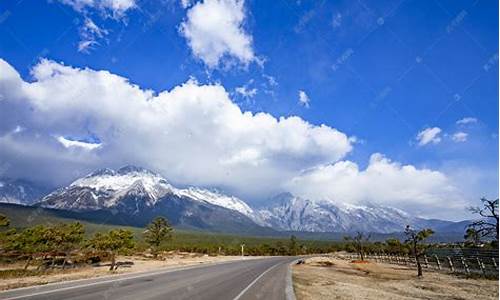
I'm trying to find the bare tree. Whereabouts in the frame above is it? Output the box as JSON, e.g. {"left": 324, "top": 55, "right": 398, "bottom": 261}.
{"left": 467, "top": 197, "right": 499, "bottom": 242}
{"left": 404, "top": 225, "right": 434, "bottom": 277}
{"left": 344, "top": 232, "right": 371, "bottom": 261}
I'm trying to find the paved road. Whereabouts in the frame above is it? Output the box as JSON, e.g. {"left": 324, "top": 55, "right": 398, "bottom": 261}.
{"left": 0, "top": 257, "right": 298, "bottom": 300}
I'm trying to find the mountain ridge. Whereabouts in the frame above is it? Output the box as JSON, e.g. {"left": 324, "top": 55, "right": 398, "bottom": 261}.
{"left": 0, "top": 165, "right": 470, "bottom": 234}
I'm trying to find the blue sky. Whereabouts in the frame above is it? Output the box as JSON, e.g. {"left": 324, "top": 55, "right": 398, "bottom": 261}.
{"left": 0, "top": 0, "right": 498, "bottom": 219}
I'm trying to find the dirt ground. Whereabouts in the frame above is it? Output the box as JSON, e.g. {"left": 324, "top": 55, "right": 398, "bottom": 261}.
{"left": 0, "top": 253, "right": 257, "bottom": 291}
{"left": 293, "top": 256, "right": 499, "bottom": 300}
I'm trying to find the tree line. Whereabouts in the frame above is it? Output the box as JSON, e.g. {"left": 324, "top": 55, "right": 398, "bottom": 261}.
{"left": 0, "top": 216, "right": 173, "bottom": 271}
{"left": 0, "top": 215, "right": 332, "bottom": 272}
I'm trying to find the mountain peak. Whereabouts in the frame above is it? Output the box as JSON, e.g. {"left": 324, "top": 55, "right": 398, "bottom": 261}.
{"left": 116, "top": 165, "right": 156, "bottom": 175}
{"left": 87, "top": 168, "right": 116, "bottom": 177}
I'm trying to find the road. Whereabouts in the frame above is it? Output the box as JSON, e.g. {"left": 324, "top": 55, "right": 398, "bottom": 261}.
{"left": 0, "top": 256, "right": 299, "bottom": 300}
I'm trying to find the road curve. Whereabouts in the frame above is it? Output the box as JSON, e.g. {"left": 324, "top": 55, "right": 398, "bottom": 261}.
{"left": 0, "top": 256, "right": 299, "bottom": 300}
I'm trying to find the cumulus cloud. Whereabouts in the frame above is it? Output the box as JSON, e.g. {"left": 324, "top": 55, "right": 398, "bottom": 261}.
{"left": 285, "top": 154, "right": 467, "bottom": 219}
{"left": 0, "top": 58, "right": 352, "bottom": 199}
{"left": 416, "top": 127, "right": 441, "bottom": 146}
{"left": 452, "top": 132, "right": 468, "bottom": 142}
{"left": 179, "top": 0, "right": 257, "bottom": 68}
{"left": 298, "top": 90, "right": 310, "bottom": 108}
{"left": 456, "top": 117, "right": 477, "bottom": 126}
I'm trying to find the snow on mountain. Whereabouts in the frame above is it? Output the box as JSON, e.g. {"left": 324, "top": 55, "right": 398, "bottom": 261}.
{"left": 174, "top": 187, "right": 255, "bottom": 218}
{"left": 0, "top": 178, "right": 49, "bottom": 205}
{"left": 256, "top": 193, "right": 422, "bottom": 233}
{"left": 32, "top": 166, "right": 463, "bottom": 233}
{"left": 39, "top": 166, "right": 256, "bottom": 218}
{"left": 40, "top": 166, "right": 175, "bottom": 211}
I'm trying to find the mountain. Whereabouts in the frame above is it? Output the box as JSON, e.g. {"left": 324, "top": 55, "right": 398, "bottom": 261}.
{"left": 26, "top": 165, "right": 468, "bottom": 235}
{"left": 0, "top": 178, "right": 50, "bottom": 205}
{"left": 37, "top": 166, "right": 268, "bottom": 234}
{"left": 256, "top": 193, "right": 466, "bottom": 234}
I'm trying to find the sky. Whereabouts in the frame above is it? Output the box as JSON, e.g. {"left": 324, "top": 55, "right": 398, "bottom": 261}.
{"left": 0, "top": 0, "right": 498, "bottom": 220}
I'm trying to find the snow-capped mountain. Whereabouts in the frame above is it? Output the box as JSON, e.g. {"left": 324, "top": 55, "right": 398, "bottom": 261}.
{"left": 41, "top": 166, "right": 175, "bottom": 211}
{"left": 175, "top": 187, "right": 255, "bottom": 218}
{"left": 0, "top": 178, "right": 50, "bottom": 205}
{"left": 37, "top": 166, "right": 265, "bottom": 232}
{"left": 256, "top": 193, "right": 458, "bottom": 233}
{"left": 40, "top": 166, "right": 255, "bottom": 217}
{"left": 29, "top": 166, "right": 465, "bottom": 234}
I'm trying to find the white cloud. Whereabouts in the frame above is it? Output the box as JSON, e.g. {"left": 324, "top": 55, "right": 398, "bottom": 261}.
{"left": 56, "top": 136, "right": 102, "bottom": 150}
{"left": 452, "top": 131, "right": 468, "bottom": 142}
{"left": 456, "top": 117, "right": 477, "bottom": 126}
{"left": 78, "top": 18, "right": 109, "bottom": 53}
{"left": 298, "top": 90, "right": 310, "bottom": 108}
{"left": 416, "top": 127, "right": 441, "bottom": 146}
{"left": 55, "top": 1, "right": 135, "bottom": 53}
{"left": 263, "top": 74, "right": 277, "bottom": 87}
{"left": 0, "top": 58, "right": 352, "bottom": 200}
{"left": 285, "top": 153, "right": 467, "bottom": 219}
{"left": 180, "top": 0, "right": 192, "bottom": 9}
{"left": 58, "top": 0, "right": 136, "bottom": 18}
{"left": 179, "top": 0, "right": 257, "bottom": 68}
{"left": 235, "top": 86, "right": 257, "bottom": 99}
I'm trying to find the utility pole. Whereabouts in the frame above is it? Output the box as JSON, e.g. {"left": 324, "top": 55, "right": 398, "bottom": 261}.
{"left": 241, "top": 244, "right": 245, "bottom": 257}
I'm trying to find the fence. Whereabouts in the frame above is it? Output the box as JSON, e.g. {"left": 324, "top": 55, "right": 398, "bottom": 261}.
{"left": 341, "top": 249, "right": 499, "bottom": 277}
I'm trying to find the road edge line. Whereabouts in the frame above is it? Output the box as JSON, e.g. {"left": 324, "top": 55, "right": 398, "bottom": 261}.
{"left": 232, "top": 260, "right": 281, "bottom": 300}
{"left": 286, "top": 258, "right": 299, "bottom": 300}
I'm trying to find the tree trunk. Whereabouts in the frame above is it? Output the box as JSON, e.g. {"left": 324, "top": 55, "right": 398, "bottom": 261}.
{"left": 109, "top": 253, "right": 115, "bottom": 271}
{"left": 62, "top": 253, "right": 68, "bottom": 269}
{"left": 50, "top": 256, "right": 56, "bottom": 269}
{"left": 416, "top": 257, "right": 423, "bottom": 277}
{"left": 24, "top": 256, "right": 32, "bottom": 270}
{"left": 412, "top": 241, "right": 423, "bottom": 277}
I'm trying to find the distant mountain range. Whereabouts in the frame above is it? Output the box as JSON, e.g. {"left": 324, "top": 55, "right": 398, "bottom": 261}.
{"left": 0, "top": 165, "right": 470, "bottom": 235}
{"left": 0, "top": 178, "right": 50, "bottom": 205}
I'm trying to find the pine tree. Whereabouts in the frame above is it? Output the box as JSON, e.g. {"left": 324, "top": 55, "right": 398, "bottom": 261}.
{"left": 404, "top": 225, "right": 434, "bottom": 277}
{"left": 89, "top": 229, "right": 135, "bottom": 271}
{"left": 143, "top": 216, "right": 173, "bottom": 259}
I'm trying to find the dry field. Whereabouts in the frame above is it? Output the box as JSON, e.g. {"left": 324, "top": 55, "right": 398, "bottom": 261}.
{"left": 0, "top": 253, "right": 257, "bottom": 291}
{"left": 293, "top": 256, "right": 499, "bottom": 300}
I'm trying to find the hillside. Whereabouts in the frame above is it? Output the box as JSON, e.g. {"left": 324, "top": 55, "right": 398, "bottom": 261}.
{"left": 0, "top": 203, "right": 465, "bottom": 243}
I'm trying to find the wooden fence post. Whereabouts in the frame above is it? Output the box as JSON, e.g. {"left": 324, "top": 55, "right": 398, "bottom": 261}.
{"left": 492, "top": 258, "right": 498, "bottom": 271}
{"left": 476, "top": 257, "right": 486, "bottom": 276}
{"left": 461, "top": 257, "right": 470, "bottom": 275}
{"left": 424, "top": 255, "right": 429, "bottom": 268}
{"left": 434, "top": 255, "right": 441, "bottom": 270}
{"left": 447, "top": 256, "right": 454, "bottom": 272}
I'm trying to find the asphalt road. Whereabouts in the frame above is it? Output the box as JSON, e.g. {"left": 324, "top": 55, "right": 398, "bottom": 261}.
{"left": 0, "top": 256, "right": 299, "bottom": 300}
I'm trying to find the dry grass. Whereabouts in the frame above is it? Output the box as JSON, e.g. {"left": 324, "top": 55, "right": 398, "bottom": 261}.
{"left": 293, "top": 256, "right": 499, "bottom": 300}
{"left": 0, "top": 253, "right": 258, "bottom": 291}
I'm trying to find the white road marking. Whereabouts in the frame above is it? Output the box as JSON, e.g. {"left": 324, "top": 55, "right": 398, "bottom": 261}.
{"left": 232, "top": 260, "right": 282, "bottom": 300}
{"left": 0, "top": 258, "right": 258, "bottom": 300}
